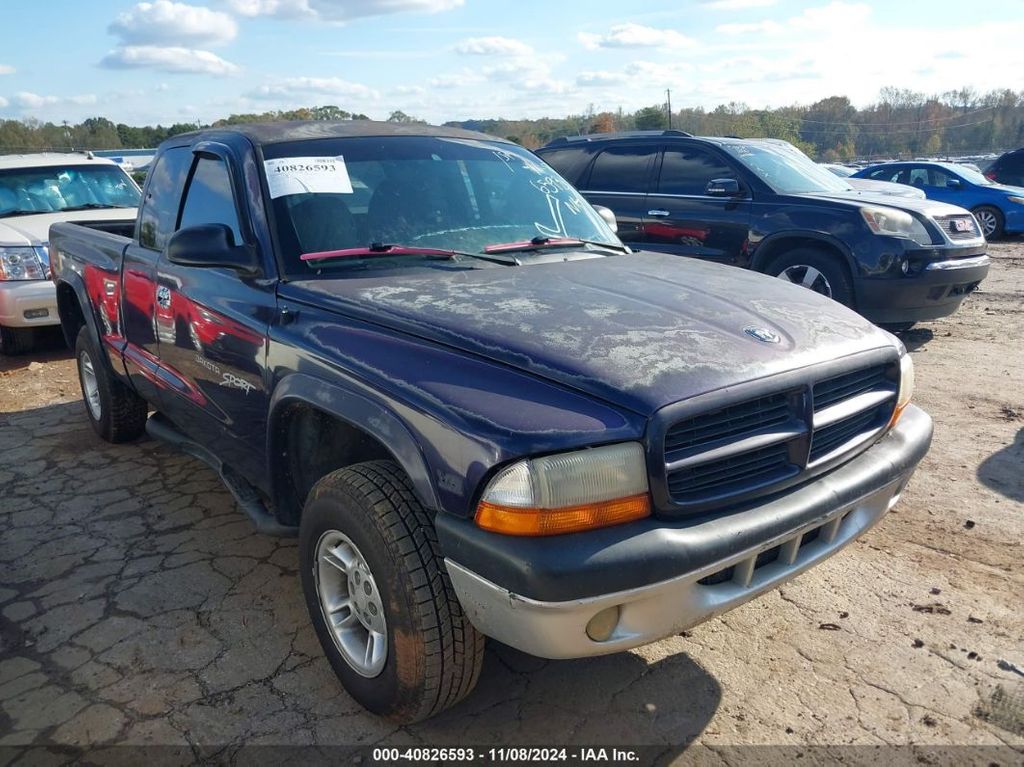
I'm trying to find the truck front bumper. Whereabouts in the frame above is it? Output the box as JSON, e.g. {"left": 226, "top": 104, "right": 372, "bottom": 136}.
{"left": 0, "top": 279, "right": 59, "bottom": 328}
{"left": 441, "top": 405, "right": 932, "bottom": 660}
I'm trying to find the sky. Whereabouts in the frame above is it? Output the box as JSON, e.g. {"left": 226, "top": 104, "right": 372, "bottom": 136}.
{"left": 1, "top": 0, "right": 1023, "bottom": 127}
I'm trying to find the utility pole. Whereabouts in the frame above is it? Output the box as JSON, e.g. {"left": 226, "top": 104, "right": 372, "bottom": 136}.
{"left": 666, "top": 89, "right": 672, "bottom": 130}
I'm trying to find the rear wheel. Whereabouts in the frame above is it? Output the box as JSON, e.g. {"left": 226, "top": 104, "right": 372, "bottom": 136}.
{"left": 972, "top": 206, "right": 1004, "bottom": 239}
{"left": 767, "top": 248, "right": 855, "bottom": 308}
{"left": 0, "top": 325, "right": 34, "bottom": 355}
{"left": 75, "top": 326, "right": 148, "bottom": 442}
{"left": 299, "top": 460, "right": 484, "bottom": 723}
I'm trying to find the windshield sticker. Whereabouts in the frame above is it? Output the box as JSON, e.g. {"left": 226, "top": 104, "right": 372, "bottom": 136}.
{"left": 263, "top": 156, "right": 354, "bottom": 199}
{"left": 531, "top": 175, "right": 585, "bottom": 238}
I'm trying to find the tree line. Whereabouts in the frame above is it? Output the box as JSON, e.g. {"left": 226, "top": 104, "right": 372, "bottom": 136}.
{"left": 1, "top": 87, "right": 1021, "bottom": 161}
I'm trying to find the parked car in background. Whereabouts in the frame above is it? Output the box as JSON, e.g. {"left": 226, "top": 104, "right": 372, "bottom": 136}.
{"left": 50, "top": 121, "right": 932, "bottom": 722}
{"left": 853, "top": 161, "right": 1024, "bottom": 239}
{"left": 537, "top": 132, "right": 990, "bottom": 330}
{"left": 820, "top": 163, "right": 925, "bottom": 199}
{"left": 985, "top": 147, "right": 1024, "bottom": 189}
{"left": 0, "top": 153, "right": 139, "bottom": 354}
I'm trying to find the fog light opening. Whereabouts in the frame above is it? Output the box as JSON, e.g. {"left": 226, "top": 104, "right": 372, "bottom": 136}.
{"left": 585, "top": 605, "right": 621, "bottom": 642}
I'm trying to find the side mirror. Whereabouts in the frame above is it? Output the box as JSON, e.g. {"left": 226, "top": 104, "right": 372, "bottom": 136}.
{"left": 592, "top": 204, "right": 618, "bottom": 233}
{"left": 946, "top": 178, "right": 962, "bottom": 189}
{"left": 166, "top": 224, "right": 256, "bottom": 273}
{"left": 706, "top": 178, "right": 740, "bottom": 197}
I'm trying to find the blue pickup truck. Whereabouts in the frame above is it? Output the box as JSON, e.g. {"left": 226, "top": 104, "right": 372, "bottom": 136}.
{"left": 50, "top": 122, "right": 932, "bottom": 723}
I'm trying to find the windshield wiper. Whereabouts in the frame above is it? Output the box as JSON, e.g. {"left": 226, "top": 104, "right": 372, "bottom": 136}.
{"left": 301, "top": 243, "right": 457, "bottom": 262}
{"left": 61, "top": 203, "right": 135, "bottom": 211}
{"left": 301, "top": 242, "right": 521, "bottom": 266}
{"left": 483, "top": 236, "right": 628, "bottom": 255}
{"left": 0, "top": 209, "right": 45, "bottom": 218}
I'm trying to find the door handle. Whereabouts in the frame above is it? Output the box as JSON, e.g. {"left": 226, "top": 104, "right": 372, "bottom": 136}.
{"left": 647, "top": 209, "right": 670, "bottom": 217}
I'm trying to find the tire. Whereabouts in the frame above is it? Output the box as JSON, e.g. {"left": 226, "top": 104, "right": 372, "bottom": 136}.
{"left": 75, "top": 326, "right": 148, "bottom": 443}
{"left": 0, "top": 325, "right": 35, "bottom": 355}
{"left": 972, "top": 206, "right": 1004, "bottom": 240}
{"left": 299, "top": 460, "right": 484, "bottom": 723}
{"left": 767, "top": 247, "right": 855, "bottom": 308}
{"left": 879, "top": 322, "right": 915, "bottom": 333}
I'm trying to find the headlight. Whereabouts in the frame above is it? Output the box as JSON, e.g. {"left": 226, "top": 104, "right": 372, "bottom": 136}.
{"left": 889, "top": 349, "right": 915, "bottom": 428}
{"left": 0, "top": 246, "right": 48, "bottom": 281}
{"left": 475, "top": 442, "right": 651, "bottom": 536}
{"left": 860, "top": 206, "right": 932, "bottom": 246}
{"left": 1007, "top": 196, "right": 1024, "bottom": 205}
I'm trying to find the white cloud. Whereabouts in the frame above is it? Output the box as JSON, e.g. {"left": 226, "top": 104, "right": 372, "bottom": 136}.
{"left": 0, "top": 97, "right": 8, "bottom": 108}
{"left": 576, "top": 71, "right": 628, "bottom": 87}
{"left": 12, "top": 92, "right": 97, "bottom": 109}
{"left": 225, "top": 0, "right": 463, "bottom": 22}
{"left": 248, "top": 76, "right": 378, "bottom": 100}
{"left": 427, "top": 72, "right": 481, "bottom": 89}
{"left": 578, "top": 23, "right": 694, "bottom": 50}
{"left": 110, "top": 1, "right": 237, "bottom": 46}
{"left": 716, "top": 20, "right": 783, "bottom": 35}
{"left": 101, "top": 45, "right": 240, "bottom": 76}
{"left": 717, "top": 1, "right": 870, "bottom": 35}
{"left": 0, "top": 65, "right": 14, "bottom": 75}
{"left": 701, "top": 0, "right": 777, "bottom": 9}
{"left": 453, "top": 36, "right": 532, "bottom": 56}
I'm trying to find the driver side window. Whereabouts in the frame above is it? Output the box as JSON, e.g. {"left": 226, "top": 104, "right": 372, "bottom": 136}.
{"left": 178, "top": 156, "right": 243, "bottom": 246}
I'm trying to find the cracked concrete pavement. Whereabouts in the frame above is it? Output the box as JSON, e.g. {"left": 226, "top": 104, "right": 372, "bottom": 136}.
{"left": 1, "top": 242, "right": 1022, "bottom": 757}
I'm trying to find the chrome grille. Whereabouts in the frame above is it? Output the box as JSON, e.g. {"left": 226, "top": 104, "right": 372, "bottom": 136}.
{"left": 662, "top": 362, "right": 898, "bottom": 513}
{"left": 664, "top": 392, "right": 791, "bottom": 457}
{"left": 934, "top": 214, "right": 980, "bottom": 241}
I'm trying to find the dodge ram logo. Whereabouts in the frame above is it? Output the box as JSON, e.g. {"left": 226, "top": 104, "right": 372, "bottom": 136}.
{"left": 744, "top": 326, "right": 781, "bottom": 344}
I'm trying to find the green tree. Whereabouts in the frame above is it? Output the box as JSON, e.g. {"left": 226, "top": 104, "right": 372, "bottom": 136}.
{"left": 634, "top": 105, "right": 666, "bottom": 131}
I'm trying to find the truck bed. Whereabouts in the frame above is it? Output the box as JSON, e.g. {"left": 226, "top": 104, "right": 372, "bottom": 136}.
{"left": 50, "top": 221, "right": 133, "bottom": 274}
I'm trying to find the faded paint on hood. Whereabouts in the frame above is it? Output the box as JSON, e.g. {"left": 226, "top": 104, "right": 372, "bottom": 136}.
{"left": 282, "top": 251, "right": 895, "bottom": 416}
{"left": 0, "top": 208, "right": 136, "bottom": 246}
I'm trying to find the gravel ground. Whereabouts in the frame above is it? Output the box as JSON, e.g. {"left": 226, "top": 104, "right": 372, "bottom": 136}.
{"left": 1, "top": 242, "right": 1022, "bottom": 761}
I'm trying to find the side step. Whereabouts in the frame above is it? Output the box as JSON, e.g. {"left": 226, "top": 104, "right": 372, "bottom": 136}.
{"left": 145, "top": 413, "right": 298, "bottom": 538}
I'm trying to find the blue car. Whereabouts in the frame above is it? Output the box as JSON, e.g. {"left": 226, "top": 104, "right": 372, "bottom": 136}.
{"left": 853, "top": 161, "right": 1024, "bottom": 239}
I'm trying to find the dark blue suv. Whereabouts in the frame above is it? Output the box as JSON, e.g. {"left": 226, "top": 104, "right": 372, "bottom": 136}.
{"left": 537, "top": 132, "right": 991, "bottom": 329}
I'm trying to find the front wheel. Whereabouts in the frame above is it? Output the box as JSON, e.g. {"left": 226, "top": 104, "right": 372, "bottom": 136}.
{"left": 972, "top": 206, "right": 1004, "bottom": 240}
{"left": 767, "top": 248, "right": 855, "bottom": 308}
{"left": 0, "top": 325, "right": 34, "bottom": 356}
{"left": 75, "top": 326, "right": 148, "bottom": 442}
{"left": 299, "top": 460, "right": 484, "bottom": 723}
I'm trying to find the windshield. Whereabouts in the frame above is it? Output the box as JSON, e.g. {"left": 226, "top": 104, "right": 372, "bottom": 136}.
{"left": 948, "top": 164, "right": 993, "bottom": 186}
{"left": 261, "top": 136, "right": 622, "bottom": 277}
{"left": 0, "top": 164, "right": 140, "bottom": 217}
{"left": 722, "top": 142, "right": 853, "bottom": 194}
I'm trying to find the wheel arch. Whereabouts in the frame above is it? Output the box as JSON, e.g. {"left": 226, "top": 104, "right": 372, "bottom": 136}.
{"left": 750, "top": 232, "right": 857, "bottom": 276}
{"left": 267, "top": 373, "right": 440, "bottom": 526}
{"left": 55, "top": 276, "right": 103, "bottom": 354}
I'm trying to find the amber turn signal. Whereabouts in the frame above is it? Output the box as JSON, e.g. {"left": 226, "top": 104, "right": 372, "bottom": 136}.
{"left": 475, "top": 493, "right": 651, "bottom": 536}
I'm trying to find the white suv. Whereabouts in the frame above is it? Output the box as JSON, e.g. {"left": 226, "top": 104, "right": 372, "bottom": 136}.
{"left": 0, "top": 153, "right": 140, "bottom": 354}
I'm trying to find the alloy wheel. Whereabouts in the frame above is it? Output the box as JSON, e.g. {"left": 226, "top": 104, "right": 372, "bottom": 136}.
{"left": 314, "top": 530, "right": 388, "bottom": 677}
{"left": 776, "top": 264, "right": 834, "bottom": 298}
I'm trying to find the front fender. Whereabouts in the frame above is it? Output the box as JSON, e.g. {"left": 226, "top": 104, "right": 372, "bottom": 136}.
{"left": 267, "top": 372, "right": 440, "bottom": 513}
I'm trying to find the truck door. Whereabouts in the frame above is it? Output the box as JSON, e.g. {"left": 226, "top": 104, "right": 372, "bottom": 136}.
{"left": 120, "top": 146, "right": 192, "bottom": 402}
{"left": 154, "top": 147, "right": 275, "bottom": 484}
{"left": 578, "top": 143, "right": 658, "bottom": 249}
{"left": 643, "top": 144, "right": 752, "bottom": 265}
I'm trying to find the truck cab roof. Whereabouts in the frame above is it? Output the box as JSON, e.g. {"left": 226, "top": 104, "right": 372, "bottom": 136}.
{"left": 162, "top": 120, "right": 513, "bottom": 149}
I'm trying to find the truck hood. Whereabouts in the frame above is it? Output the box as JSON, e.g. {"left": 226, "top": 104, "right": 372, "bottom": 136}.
{"left": 0, "top": 208, "right": 136, "bottom": 246}
{"left": 282, "top": 251, "right": 895, "bottom": 416}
